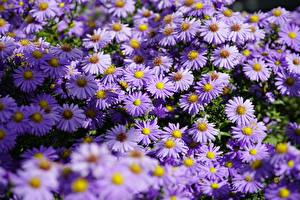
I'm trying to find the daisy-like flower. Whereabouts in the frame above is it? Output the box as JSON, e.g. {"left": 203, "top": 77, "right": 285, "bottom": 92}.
{"left": 243, "top": 58, "right": 271, "bottom": 82}
{"left": 159, "top": 24, "right": 178, "bottom": 47}
{"left": 0, "top": 18, "right": 10, "bottom": 34}
{"left": 199, "top": 17, "right": 229, "bottom": 44}
{"left": 121, "top": 36, "right": 143, "bottom": 56}
{"left": 265, "top": 183, "right": 300, "bottom": 200}
{"left": 7, "top": 106, "right": 28, "bottom": 134}
{"left": 67, "top": 74, "right": 98, "bottom": 100}
{"left": 82, "top": 52, "right": 111, "bottom": 75}
{"left": 101, "top": 65, "right": 122, "bottom": 84}
{"left": 123, "top": 66, "right": 153, "bottom": 88}
{"left": 56, "top": 104, "right": 85, "bottom": 132}
{"left": 50, "top": 44, "right": 83, "bottom": 61}
{"left": 198, "top": 179, "right": 229, "bottom": 199}
{"left": 189, "top": 118, "right": 218, "bottom": 143}
{"left": 241, "top": 143, "right": 269, "bottom": 162}
{"left": 26, "top": 105, "right": 54, "bottom": 136}
{"left": 286, "top": 122, "right": 300, "bottom": 144}
{"left": 195, "top": 78, "right": 223, "bottom": 104}
{"left": 146, "top": 76, "right": 174, "bottom": 100}
{"left": 154, "top": 138, "right": 188, "bottom": 159}
{"left": 13, "top": 67, "right": 45, "bottom": 92}
{"left": 64, "top": 176, "right": 98, "bottom": 200}
{"left": 212, "top": 45, "right": 240, "bottom": 69}
{"left": 134, "top": 118, "right": 161, "bottom": 145}
{"left": 93, "top": 83, "right": 119, "bottom": 110}
{"left": 225, "top": 97, "right": 255, "bottom": 125}
{"left": 275, "top": 69, "right": 300, "bottom": 97}
{"left": 0, "top": 37, "right": 16, "bottom": 59}
{"left": 40, "top": 55, "right": 68, "bottom": 79}
{"left": 176, "top": 18, "right": 200, "bottom": 42}
{"left": 110, "top": 21, "right": 131, "bottom": 42}
{"left": 161, "top": 123, "right": 187, "bottom": 140}
{"left": 248, "top": 24, "right": 265, "bottom": 41}
{"left": 149, "top": 54, "right": 173, "bottom": 75}
{"left": 83, "top": 28, "right": 112, "bottom": 50}
{"left": 21, "top": 146, "right": 58, "bottom": 161}
{"left": 181, "top": 48, "right": 207, "bottom": 70}
{"left": 232, "top": 171, "right": 263, "bottom": 193}
{"left": 30, "top": 0, "right": 58, "bottom": 21}
{"left": 179, "top": 93, "right": 204, "bottom": 115}
{"left": 232, "top": 119, "right": 267, "bottom": 145}
{"left": 196, "top": 143, "right": 223, "bottom": 163}
{"left": 109, "top": 0, "right": 135, "bottom": 18}
{"left": 279, "top": 24, "right": 300, "bottom": 51}
{"left": 0, "top": 126, "right": 17, "bottom": 153}
{"left": 227, "top": 19, "right": 250, "bottom": 43}
{"left": 267, "top": 7, "right": 290, "bottom": 25}
{"left": 199, "top": 162, "right": 229, "bottom": 181}
{"left": 82, "top": 104, "right": 105, "bottom": 129}
{"left": 170, "top": 69, "right": 194, "bottom": 91}
{"left": 286, "top": 53, "right": 300, "bottom": 74}
{"left": 123, "top": 92, "right": 152, "bottom": 117}
{"left": 70, "top": 143, "right": 114, "bottom": 177}
{"left": 105, "top": 125, "right": 139, "bottom": 153}
{"left": 0, "top": 95, "right": 17, "bottom": 123}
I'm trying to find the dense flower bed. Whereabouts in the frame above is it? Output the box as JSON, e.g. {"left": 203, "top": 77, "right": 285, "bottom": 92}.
{"left": 0, "top": 0, "right": 300, "bottom": 199}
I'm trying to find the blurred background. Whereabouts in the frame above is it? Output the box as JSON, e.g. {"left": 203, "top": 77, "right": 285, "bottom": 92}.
{"left": 232, "top": 0, "right": 300, "bottom": 12}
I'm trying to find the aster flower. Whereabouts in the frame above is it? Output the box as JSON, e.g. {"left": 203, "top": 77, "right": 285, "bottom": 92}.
{"left": 243, "top": 58, "right": 271, "bottom": 82}
{"left": 83, "top": 28, "right": 112, "bottom": 50}
{"left": 109, "top": 0, "right": 135, "bottom": 18}
{"left": 67, "top": 74, "right": 98, "bottom": 100}
{"left": 225, "top": 97, "right": 255, "bottom": 125}
{"left": 105, "top": 124, "right": 139, "bottom": 153}
{"left": 241, "top": 143, "right": 269, "bottom": 162}
{"left": 154, "top": 138, "right": 188, "bottom": 159}
{"left": 82, "top": 52, "right": 111, "bottom": 75}
{"left": 110, "top": 21, "right": 131, "bottom": 42}
{"left": 180, "top": 48, "right": 207, "bottom": 70}
{"left": 275, "top": 69, "right": 300, "bottom": 97}
{"left": 227, "top": 19, "right": 250, "bottom": 43}
{"left": 121, "top": 36, "right": 143, "bottom": 56}
{"left": 176, "top": 18, "right": 200, "bottom": 42}
{"left": 147, "top": 76, "right": 174, "bottom": 100}
{"left": 159, "top": 24, "right": 178, "bottom": 47}
{"left": 40, "top": 55, "right": 68, "bottom": 79}
{"left": 0, "top": 95, "right": 17, "bottom": 123}
{"left": 50, "top": 44, "right": 83, "bottom": 61}
{"left": 161, "top": 123, "right": 187, "bottom": 141}
{"left": 123, "top": 92, "right": 152, "bottom": 117}
{"left": 149, "top": 54, "right": 173, "bottom": 75}
{"left": 198, "top": 179, "right": 229, "bottom": 199}
{"left": 26, "top": 105, "right": 54, "bottom": 136}
{"left": 170, "top": 69, "right": 194, "bottom": 91}
{"left": 199, "top": 161, "right": 229, "bottom": 181}
{"left": 265, "top": 183, "right": 300, "bottom": 200}
{"left": 212, "top": 45, "right": 240, "bottom": 69}
{"left": 21, "top": 146, "right": 58, "bottom": 161}
{"left": 64, "top": 176, "right": 98, "bottom": 200}
{"left": 267, "top": 7, "right": 290, "bottom": 25}
{"left": 0, "top": 18, "right": 10, "bottom": 34}
{"left": 248, "top": 24, "right": 266, "bottom": 41}
{"left": 135, "top": 119, "right": 161, "bottom": 145}
{"left": 232, "top": 171, "right": 263, "bottom": 193}
{"left": 93, "top": 83, "right": 119, "bottom": 110}
{"left": 0, "top": 126, "right": 17, "bottom": 153}
{"left": 56, "top": 104, "right": 85, "bottom": 132}
{"left": 196, "top": 143, "right": 223, "bottom": 163}
{"left": 286, "top": 122, "right": 300, "bottom": 144}
{"left": 199, "top": 17, "right": 229, "bottom": 44}
{"left": 189, "top": 118, "right": 218, "bottom": 143}
{"left": 195, "top": 78, "right": 223, "bottom": 104}
{"left": 13, "top": 67, "right": 45, "bottom": 92}
{"left": 286, "top": 53, "right": 300, "bottom": 74}
{"left": 0, "top": 36, "right": 16, "bottom": 59}
{"left": 278, "top": 24, "right": 300, "bottom": 51}
{"left": 179, "top": 93, "right": 204, "bottom": 115}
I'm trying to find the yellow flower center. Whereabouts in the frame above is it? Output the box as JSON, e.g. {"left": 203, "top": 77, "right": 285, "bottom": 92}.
{"left": 63, "top": 109, "right": 73, "bottom": 119}
{"left": 134, "top": 70, "right": 144, "bottom": 79}
{"left": 138, "top": 24, "right": 148, "bottom": 32}
{"left": 288, "top": 32, "right": 297, "bottom": 39}
{"left": 172, "top": 130, "right": 182, "bottom": 138}
{"left": 285, "top": 77, "right": 295, "bottom": 86}
{"left": 115, "top": 0, "right": 125, "bottom": 8}
{"left": 211, "top": 183, "right": 219, "bottom": 189}
{"left": 164, "top": 139, "right": 176, "bottom": 149}
{"left": 188, "top": 50, "right": 198, "bottom": 60}
{"left": 250, "top": 15, "right": 259, "bottom": 23}
{"left": 32, "top": 50, "right": 43, "bottom": 59}
{"left": 133, "top": 99, "right": 141, "bottom": 106}
{"left": 236, "top": 105, "right": 246, "bottom": 115}
{"left": 295, "top": 128, "right": 300, "bottom": 135}
{"left": 39, "top": 2, "right": 48, "bottom": 11}
{"left": 203, "top": 83, "right": 213, "bottom": 92}
{"left": 130, "top": 163, "right": 142, "bottom": 174}
{"left": 13, "top": 112, "right": 24, "bottom": 122}
{"left": 244, "top": 175, "right": 252, "bottom": 182}
{"left": 209, "top": 167, "right": 217, "bottom": 173}
{"left": 89, "top": 55, "right": 99, "bottom": 64}
{"left": 28, "top": 178, "right": 41, "bottom": 188}
{"left": 197, "top": 123, "right": 208, "bottom": 132}
{"left": 39, "top": 100, "right": 49, "bottom": 110}
{"left": 243, "top": 49, "right": 251, "bottom": 57}
{"left": 142, "top": 128, "right": 151, "bottom": 135}
{"left": 0, "top": 130, "right": 5, "bottom": 140}
{"left": 166, "top": 105, "right": 174, "bottom": 112}
{"left": 163, "top": 27, "right": 174, "bottom": 36}
{"left": 242, "top": 127, "right": 253, "bottom": 136}
{"left": 276, "top": 143, "right": 288, "bottom": 154}
{"left": 188, "top": 94, "right": 198, "bottom": 103}
{"left": 23, "top": 70, "right": 33, "bottom": 80}
{"left": 105, "top": 66, "right": 116, "bottom": 75}
{"left": 76, "top": 78, "right": 87, "bottom": 87}
{"left": 251, "top": 160, "right": 262, "bottom": 169}
{"left": 19, "top": 39, "right": 30, "bottom": 46}
{"left": 225, "top": 161, "right": 233, "bottom": 168}
{"left": 34, "top": 153, "right": 44, "bottom": 159}
{"left": 194, "top": 2, "right": 203, "bottom": 10}
{"left": 272, "top": 9, "right": 282, "bottom": 17}
{"left": 249, "top": 149, "right": 257, "bottom": 155}
{"left": 155, "top": 82, "right": 165, "bottom": 90}
{"left": 96, "top": 90, "right": 106, "bottom": 99}
{"left": 48, "top": 58, "right": 59, "bottom": 67}
{"left": 30, "top": 112, "right": 43, "bottom": 123}
{"left": 206, "top": 151, "right": 215, "bottom": 159}
{"left": 287, "top": 160, "right": 294, "bottom": 168}
{"left": 181, "top": 22, "right": 190, "bottom": 31}
{"left": 223, "top": 9, "right": 233, "bottom": 17}
{"left": 112, "top": 23, "right": 122, "bottom": 32}
{"left": 153, "top": 165, "right": 165, "bottom": 177}
{"left": 184, "top": 0, "right": 194, "bottom": 6}
{"left": 278, "top": 188, "right": 290, "bottom": 198}
{"left": 71, "top": 178, "right": 89, "bottom": 193}
{"left": 129, "top": 39, "right": 140, "bottom": 49}
{"left": 183, "top": 158, "right": 194, "bottom": 167}
{"left": 111, "top": 172, "right": 124, "bottom": 185}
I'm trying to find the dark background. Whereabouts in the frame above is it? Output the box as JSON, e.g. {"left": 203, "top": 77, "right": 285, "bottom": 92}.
{"left": 232, "top": 0, "right": 300, "bottom": 12}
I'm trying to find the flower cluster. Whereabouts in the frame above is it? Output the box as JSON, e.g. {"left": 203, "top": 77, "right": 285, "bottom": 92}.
{"left": 0, "top": 0, "right": 300, "bottom": 199}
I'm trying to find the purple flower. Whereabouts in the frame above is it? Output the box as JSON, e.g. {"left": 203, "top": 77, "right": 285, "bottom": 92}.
{"left": 275, "top": 69, "right": 300, "bottom": 96}
{"left": 67, "top": 74, "right": 98, "bottom": 100}
{"left": 50, "top": 44, "right": 83, "bottom": 61}
{"left": 134, "top": 118, "right": 161, "bottom": 145}
{"left": 227, "top": 19, "right": 251, "bottom": 43}
{"left": 176, "top": 18, "right": 200, "bottom": 42}
{"left": 212, "top": 45, "right": 240, "bottom": 69}
{"left": 0, "top": 95, "right": 17, "bottom": 123}
{"left": 241, "top": 143, "right": 269, "bottom": 162}
{"left": 154, "top": 138, "right": 188, "bottom": 159}
{"left": 243, "top": 58, "right": 271, "bottom": 82}
{"left": 196, "top": 143, "right": 222, "bottom": 163}
{"left": 170, "top": 69, "right": 194, "bottom": 92}
{"left": 13, "top": 67, "right": 45, "bottom": 92}
{"left": 195, "top": 78, "right": 223, "bottom": 104}
{"left": 189, "top": 118, "right": 219, "bottom": 143}
{"left": 265, "top": 183, "right": 300, "bottom": 200}
{"left": 232, "top": 171, "right": 263, "bottom": 193}
{"left": 30, "top": 0, "right": 58, "bottom": 21}
{"left": 83, "top": 29, "right": 112, "bottom": 50}
{"left": 146, "top": 76, "right": 174, "bottom": 100}
{"left": 179, "top": 93, "right": 204, "bottom": 115}
{"left": 225, "top": 97, "right": 255, "bottom": 125}
{"left": 286, "top": 53, "right": 300, "bottom": 74}
{"left": 109, "top": 21, "right": 131, "bottom": 42}
{"left": 199, "top": 17, "right": 229, "bottom": 44}
{"left": 159, "top": 24, "right": 178, "bottom": 46}
{"left": 56, "top": 104, "right": 85, "bottom": 132}
{"left": 109, "top": 0, "right": 135, "bottom": 18}
{"left": 0, "top": 37, "right": 16, "bottom": 59}
{"left": 40, "top": 54, "right": 68, "bottom": 79}
{"left": 124, "top": 92, "right": 152, "bottom": 117}
{"left": 82, "top": 52, "right": 111, "bottom": 75}
{"left": 286, "top": 122, "right": 300, "bottom": 144}
{"left": 161, "top": 123, "right": 187, "bottom": 140}
{"left": 198, "top": 179, "right": 229, "bottom": 199}
{"left": 0, "top": 126, "right": 17, "bottom": 153}
{"left": 278, "top": 24, "right": 300, "bottom": 51}
{"left": 181, "top": 48, "right": 207, "bottom": 70}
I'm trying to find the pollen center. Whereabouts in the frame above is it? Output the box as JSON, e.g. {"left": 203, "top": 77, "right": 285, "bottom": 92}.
{"left": 164, "top": 139, "right": 176, "bottom": 149}
{"left": 188, "top": 50, "right": 198, "bottom": 60}
{"left": 28, "top": 177, "right": 41, "bottom": 188}
{"left": 276, "top": 143, "right": 288, "bottom": 154}
{"left": 206, "top": 151, "right": 215, "bottom": 159}
{"left": 172, "top": 130, "right": 182, "bottom": 138}
{"left": 133, "top": 99, "right": 141, "bottom": 106}
{"left": 288, "top": 32, "right": 296, "bottom": 39}
{"left": 72, "top": 178, "right": 88, "bottom": 193}
{"left": 203, "top": 83, "right": 213, "bottom": 92}
{"left": 188, "top": 94, "right": 198, "bottom": 103}
{"left": 134, "top": 70, "right": 144, "bottom": 79}
{"left": 111, "top": 172, "right": 124, "bottom": 185}
{"left": 39, "top": 2, "right": 48, "bottom": 11}
{"left": 236, "top": 105, "right": 246, "bottom": 115}
{"left": 242, "top": 127, "right": 253, "bottom": 136}
{"left": 209, "top": 24, "right": 219, "bottom": 32}
{"left": 156, "top": 82, "right": 165, "bottom": 90}
{"left": 278, "top": 188, "right": 290, "bottom": 198}
{"left": 0, "top": 130, "right": 5, "bottom": 140}
{"left": 197, "top": 123, "right": 208, "bottom": 131}
{"left": 142, "top": 128, "right": 151, "bottom": 135}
